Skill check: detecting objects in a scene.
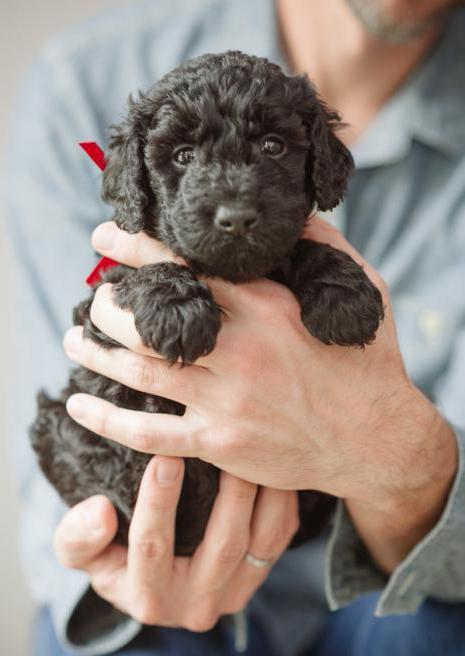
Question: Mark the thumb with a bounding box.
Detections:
[54,495,118,569]
[91,221,183,268]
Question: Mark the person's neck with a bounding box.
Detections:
[276,0,441,144]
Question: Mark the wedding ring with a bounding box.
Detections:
[245,552,274,568]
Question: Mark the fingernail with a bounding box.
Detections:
[92,222,117,252]
[67,395,87,420]
[156,458,181,487]
[84,497,105,533]
[63,327,82,358]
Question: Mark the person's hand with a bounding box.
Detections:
[63,218,457,571]
[54,456,299,629]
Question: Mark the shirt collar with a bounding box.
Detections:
[219,1,465,167]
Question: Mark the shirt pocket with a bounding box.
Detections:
[393,293,458,390]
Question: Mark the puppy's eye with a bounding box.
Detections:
[173,146,195,166]
[261,135,286,158]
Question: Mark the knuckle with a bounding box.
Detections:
[210,425,241,459]
[222,390,254,419]
[131,417,156,452]
[183,608,218,633]
[228,478,257,502]
[132,536,169,561]
[254,535,282,559]
[132,597,161,625]
[127,356,156,390]
[215,538,248,566]
[98,405,115,439]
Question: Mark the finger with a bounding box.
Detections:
[92,221,184,268]
[65,393,200,458]
[221,489,299,615]
[128,457,184,593]
[91,222,268,318]
[85,544,129,609]
[191,472,257,592]
[247,488,299,562]
[53,495,118,569]
[91,222,292,318]
[89,283,160,357]
[64,325,211,408]
[89,283,236,369]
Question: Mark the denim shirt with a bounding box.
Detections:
[4,1,465,655]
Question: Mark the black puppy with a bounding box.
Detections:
[31,51,384,555]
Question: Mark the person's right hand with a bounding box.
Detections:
[53,455,299,631]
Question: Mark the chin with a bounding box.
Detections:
[346,0,449,43]
[185,245,284,283]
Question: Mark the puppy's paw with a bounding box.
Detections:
[302,267,384,347]
[113,262,221,364]
[290,240,384,348]
[134,291,221,364]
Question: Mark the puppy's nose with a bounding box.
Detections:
[214,205,258,235]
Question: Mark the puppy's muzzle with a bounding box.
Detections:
[214,204,258,236]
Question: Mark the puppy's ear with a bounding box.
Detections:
[298,78,354,212]
[102,97,153,233]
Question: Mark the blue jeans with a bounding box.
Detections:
[34,594,465,656]
[34,609,275,656]
[310,593,465,656]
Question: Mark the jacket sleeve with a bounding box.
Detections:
[5,53,142,654]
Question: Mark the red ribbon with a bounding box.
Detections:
[79,141,107,171]
[79,141,119,287]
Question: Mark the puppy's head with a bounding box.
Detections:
[102,51,353,282]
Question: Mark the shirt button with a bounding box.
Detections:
[418,309,445,339]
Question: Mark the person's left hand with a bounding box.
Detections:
[54,457,299,629]
[64,218,457,571]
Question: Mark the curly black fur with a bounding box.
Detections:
[30,51,384,555]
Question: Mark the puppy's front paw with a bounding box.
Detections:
[113,262,221,364]
[290,240,384,348]
[302,262,384,347]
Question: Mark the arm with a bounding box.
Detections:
[4,55,142,653]
[63,218,465,616]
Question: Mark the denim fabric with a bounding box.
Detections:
[36,597,465,656]
[34,608,276,656]
[310,593,465,656]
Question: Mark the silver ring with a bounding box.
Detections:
[245,552,274,568]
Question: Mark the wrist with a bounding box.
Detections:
[360,383,456,513]
[383,388,456,515]
[347,388,458,573]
